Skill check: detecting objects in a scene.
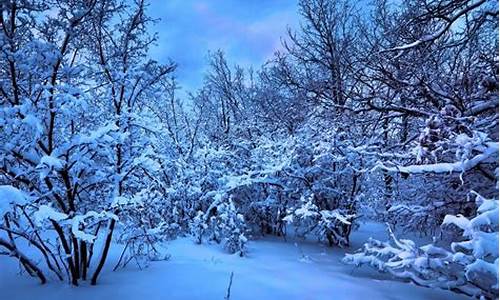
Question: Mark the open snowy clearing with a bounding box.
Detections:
[1,223,467,300]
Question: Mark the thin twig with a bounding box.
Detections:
[224,271,234,300]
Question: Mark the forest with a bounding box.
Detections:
[0,0,498,299]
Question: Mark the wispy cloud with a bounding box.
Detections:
[146,0,298,95]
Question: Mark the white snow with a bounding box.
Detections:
[77,123,119,145]
[38,155,65,170]
[374,142,498,175]
[71,215,97,243]
[0,222,466,300]
[443,214,471,232]
[0,185,28,215]
[33,205,68,225]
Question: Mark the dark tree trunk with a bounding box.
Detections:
[90,219,116,285]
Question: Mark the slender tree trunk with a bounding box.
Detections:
[51,220,78,286]
[90,218,116,285]
[72,237,80,280]
[80,241,87,280]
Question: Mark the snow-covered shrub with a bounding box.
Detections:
[273,125,365,247]
[344,192,498,298]
[380,116,498,235]
[0,1,177,286]
[194,195,248,256]
[442,193,499,295]
[245,191,287,236]
[384,172,481,236]
[1,187,119,285]
[0,186,49,284]
[285,194,356,247]
[113,219,172,271]
[218,199,248,256]
[112,188,178,270]
[190,211,207,244]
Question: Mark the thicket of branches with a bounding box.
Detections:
[0,0,497,297]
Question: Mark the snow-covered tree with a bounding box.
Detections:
[0,0,176,286]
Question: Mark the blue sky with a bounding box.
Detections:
[146,0,299,96]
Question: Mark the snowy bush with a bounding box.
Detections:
[0,0,176,286]
[344,192,498,298]
[191,194,248,256]
[285,194,357,247]
[190,211,207,245]
[378,117,498,235]
[218,200,248,257]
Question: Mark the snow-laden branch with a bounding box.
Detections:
[373,142,498,175]
[467,100,498,116]
[384,34,439,52]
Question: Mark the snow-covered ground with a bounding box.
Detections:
[0,222,467,300]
